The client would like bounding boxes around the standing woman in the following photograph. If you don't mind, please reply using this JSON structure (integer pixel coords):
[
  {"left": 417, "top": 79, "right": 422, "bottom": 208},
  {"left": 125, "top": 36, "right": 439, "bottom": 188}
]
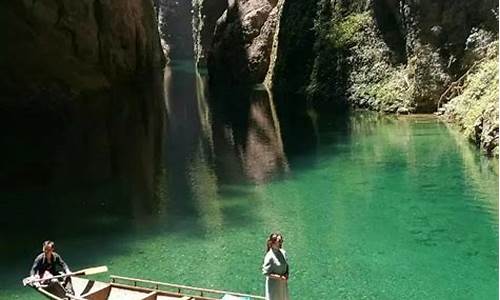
[{"left": 262, "top": 233, "right": 289, "bottom": 300}]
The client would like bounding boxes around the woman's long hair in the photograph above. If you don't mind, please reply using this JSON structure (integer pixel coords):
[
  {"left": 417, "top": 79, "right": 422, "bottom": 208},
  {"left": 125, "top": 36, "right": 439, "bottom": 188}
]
[{"left": 266, "top": 233, "right": 283, "bottom": 252}]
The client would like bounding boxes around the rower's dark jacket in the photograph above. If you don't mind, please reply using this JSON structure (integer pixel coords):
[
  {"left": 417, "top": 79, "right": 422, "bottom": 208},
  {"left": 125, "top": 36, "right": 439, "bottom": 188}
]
[{"left": 30, "top": 252, "right": 70, "bottom": 276}]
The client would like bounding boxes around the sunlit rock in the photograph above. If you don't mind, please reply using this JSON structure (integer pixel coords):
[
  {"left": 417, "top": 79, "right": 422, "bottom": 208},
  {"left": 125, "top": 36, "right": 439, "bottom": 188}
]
[
  {"left": 192, "top": 0, "right": 228, "bottom": 67},
  {"left": 208, "top": 0, "right": 281, "bottom": 84}
]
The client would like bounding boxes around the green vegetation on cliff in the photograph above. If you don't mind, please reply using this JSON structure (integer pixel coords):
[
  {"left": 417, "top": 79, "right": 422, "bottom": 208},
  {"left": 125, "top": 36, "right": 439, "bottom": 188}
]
[
  {"left": 313, "top": 9, "right": 450, "bottom": 113},
  {"left": 270, "top": 0, "right": 498, "bottom": 155},
  {"left": 329, "top": 11, "right": 369, "bottom": 48},
  {"left": 443, "top": 42, "right": 499, "bottom": 156},
  {"left": 301, "top": 1, "right": 498, "bottom": 154}
]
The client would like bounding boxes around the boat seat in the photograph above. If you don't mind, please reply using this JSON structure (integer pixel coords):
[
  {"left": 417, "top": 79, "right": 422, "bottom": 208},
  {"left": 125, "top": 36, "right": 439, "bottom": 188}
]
[
  {"left": 72, "top": 277, "right": 109, "bottom": 297},
  {"left": 138, "top": 291, "right": 157, "bottom": 300},
  {"left": 133, "top": 290, "right": 194, "bottom": 300},
  {"left": 81, "top": 285, "right": 111, "bottom": 300},
  {"left": 107, "top": 286, "right": 152, "bottom": 300},
  {"left": 156, "top": 295, "right": 193, "bottom": 300}
]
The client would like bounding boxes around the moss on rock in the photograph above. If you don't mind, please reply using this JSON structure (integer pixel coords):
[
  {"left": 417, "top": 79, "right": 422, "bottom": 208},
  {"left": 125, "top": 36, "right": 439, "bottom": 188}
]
[{"left": 330, "top": 11, "right": 450, "bottom": 113}]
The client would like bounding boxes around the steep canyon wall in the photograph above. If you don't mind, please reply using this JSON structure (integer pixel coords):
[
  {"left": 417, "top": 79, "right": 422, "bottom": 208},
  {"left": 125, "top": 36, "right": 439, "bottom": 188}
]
[
  {"left": 270, "top": 0, "right": 498, "bottom": 155},
  {"left": 1, "top": 0, "right": 167, "bottom": 210},
  {"left": 1, "top": 0, "right": 165, "bottom": 91},
  {"left": 193, "top": 0, "right": 282, "bottom": 84}
]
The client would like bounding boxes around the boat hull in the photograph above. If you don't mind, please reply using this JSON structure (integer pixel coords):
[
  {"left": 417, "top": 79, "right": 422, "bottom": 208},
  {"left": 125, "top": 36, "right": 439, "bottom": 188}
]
[{"left": 29, "top": 276, "right": 263, "bottom": 300}]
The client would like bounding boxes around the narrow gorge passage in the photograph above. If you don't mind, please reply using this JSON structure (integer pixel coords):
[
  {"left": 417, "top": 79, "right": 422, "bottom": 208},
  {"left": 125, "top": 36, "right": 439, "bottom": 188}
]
[{"left": 0, "top": 1, "right": 498, "bottom": 299}]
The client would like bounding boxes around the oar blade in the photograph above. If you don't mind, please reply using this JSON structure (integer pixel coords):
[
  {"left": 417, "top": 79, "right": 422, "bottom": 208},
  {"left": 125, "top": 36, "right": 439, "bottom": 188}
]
[{"left": 81, "top": 266, "right": 108, "bottom": 275}]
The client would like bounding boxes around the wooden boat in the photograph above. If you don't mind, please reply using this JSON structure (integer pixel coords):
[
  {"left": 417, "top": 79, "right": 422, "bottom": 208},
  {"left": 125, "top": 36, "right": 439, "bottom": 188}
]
[{"left": 30, "top": 275, "right": 265, "bottom": 300}]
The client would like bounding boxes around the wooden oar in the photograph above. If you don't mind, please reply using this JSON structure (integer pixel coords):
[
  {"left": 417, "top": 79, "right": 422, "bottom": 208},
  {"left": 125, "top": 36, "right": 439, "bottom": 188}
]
[{"left": 23, "top": 266, "right": 108, "bottom": 286}]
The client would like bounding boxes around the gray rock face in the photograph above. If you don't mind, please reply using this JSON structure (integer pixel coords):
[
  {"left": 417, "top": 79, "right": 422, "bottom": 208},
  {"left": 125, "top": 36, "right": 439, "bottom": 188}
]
[
  {"left": 368, "top": 0, "right": 498, "bottom": 112},
  {"left": 376, "top": 0, "right": 498, "bottom": 72},
  {"left": 1, "top": 0, "right": 165, "bottom": 91},
  {"left": 207, "top": 0, "right": 281, "bottom": 84},
  {"left": 268, "top": 0, "right": 326, "bottom": 105},
  {"left": 269, "top": 0, "right": 497, "bottom": 106}
]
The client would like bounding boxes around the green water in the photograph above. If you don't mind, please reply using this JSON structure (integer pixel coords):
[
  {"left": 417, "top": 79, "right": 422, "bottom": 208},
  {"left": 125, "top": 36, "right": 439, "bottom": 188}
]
[{"left": 0, "top": 63, "right": 498, "bottom": 299}]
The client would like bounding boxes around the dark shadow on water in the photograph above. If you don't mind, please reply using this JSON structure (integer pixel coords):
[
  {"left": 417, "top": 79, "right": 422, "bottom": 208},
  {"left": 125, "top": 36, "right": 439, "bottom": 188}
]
[
  {"left": 0, "top": 70, "right": 166, "bottom": 261},
  {"left": 209, "top": 85, "right": 252, "bottom": 184},
  {"left": 164, "top": 60, "right": 204, "bottom": 217},
  {"left": 217, "top": 185, "right": 255, "bottom": 198},
  {"left": 210, "top": 82, "right": 295, "bottom": 184},
  {"left": 163, "top": 60, "right": 290, "bottom": 228}
]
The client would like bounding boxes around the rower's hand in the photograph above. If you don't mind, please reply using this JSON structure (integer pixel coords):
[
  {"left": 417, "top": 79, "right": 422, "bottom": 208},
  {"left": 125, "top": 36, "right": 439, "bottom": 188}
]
[{"left": 23, "top": 276, "right": 39, "bottom": 286}]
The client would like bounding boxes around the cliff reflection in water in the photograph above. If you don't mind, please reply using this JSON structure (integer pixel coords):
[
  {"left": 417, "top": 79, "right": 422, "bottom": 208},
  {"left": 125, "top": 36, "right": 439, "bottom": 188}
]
[
  {"left": 210, "top": 85, "right": 289, "bottom": 184},
  {"left": 164, "top": 60, "right": 290, "bottom": 218},
  {"left": 0, "top": 71, "right": 166, "bottom": 242}
]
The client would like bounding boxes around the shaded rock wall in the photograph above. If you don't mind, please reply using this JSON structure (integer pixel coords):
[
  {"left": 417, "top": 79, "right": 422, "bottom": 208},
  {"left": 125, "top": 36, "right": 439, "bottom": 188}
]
[
  {"left": 268, "top": 0, "right": 318, "bottom": 104},
  {"left": 0, "top": 75, "right": 166, "bottom": 214},
  {"left": 0, "top": 0, "right": 167, "bottom": 205},
  {"left": 386, "top": 0, "right": 497, "bottom": 68},
  {"left": 1, "top": 0, "right": 165, "bottom": 91},
  {"left": 157, "top": 0, "right": 194, "bottom": 60}
]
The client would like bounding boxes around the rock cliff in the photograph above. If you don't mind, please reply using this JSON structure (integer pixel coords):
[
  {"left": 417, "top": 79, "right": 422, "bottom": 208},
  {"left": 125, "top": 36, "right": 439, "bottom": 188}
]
[
  {"left": 192, "top": 0, "right": 228, "bottom": 67},
  {"left": 1, "top": 0, "right": 165, "bottom": 91},
  {"left": 0, "top": 0, "right": 167, "bottom": 203},
  {"left": 157, "top": 0, "right": 194, "bottom": 60},
  {"left": 195, "top": 0, "right": 281, "bottom": 84},
  {"left": 268, "top": 0, "right": 498, "bottom": 155}
]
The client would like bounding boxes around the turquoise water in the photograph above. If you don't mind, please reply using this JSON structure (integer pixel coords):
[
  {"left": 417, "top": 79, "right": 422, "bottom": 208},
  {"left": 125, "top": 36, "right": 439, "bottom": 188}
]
[{"left": 0, "top": 63, "right": 497, "bottom": 299}]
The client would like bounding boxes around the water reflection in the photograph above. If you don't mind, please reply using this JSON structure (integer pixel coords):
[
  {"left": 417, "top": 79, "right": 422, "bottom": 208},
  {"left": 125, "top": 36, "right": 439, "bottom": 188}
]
[
  {"left": 345, "top": 112, "right": 498, "bottom": 239},
  {"left": 164, "top": 61, "right": 292, "bottom": 186},
  {"left": 247, "top": 112, "right": 498, "bottom": 299},
  {"left": 445, "top": 122, "right": 499, "bottom": 227},
  {"left": 242, "top": 86, "right": 289, "bottom": 182},
  {"left": 210, "top": 85, "right": 289, "bottom": 184},
  {"left": 0, "top": 70, "right": 166, "bottom": 254},
  {"left": 163, "top": 60, "right": 291, "bottom": 226},
  {"left": 164, "top": 60, "right": 216, "bottom": 219}
]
